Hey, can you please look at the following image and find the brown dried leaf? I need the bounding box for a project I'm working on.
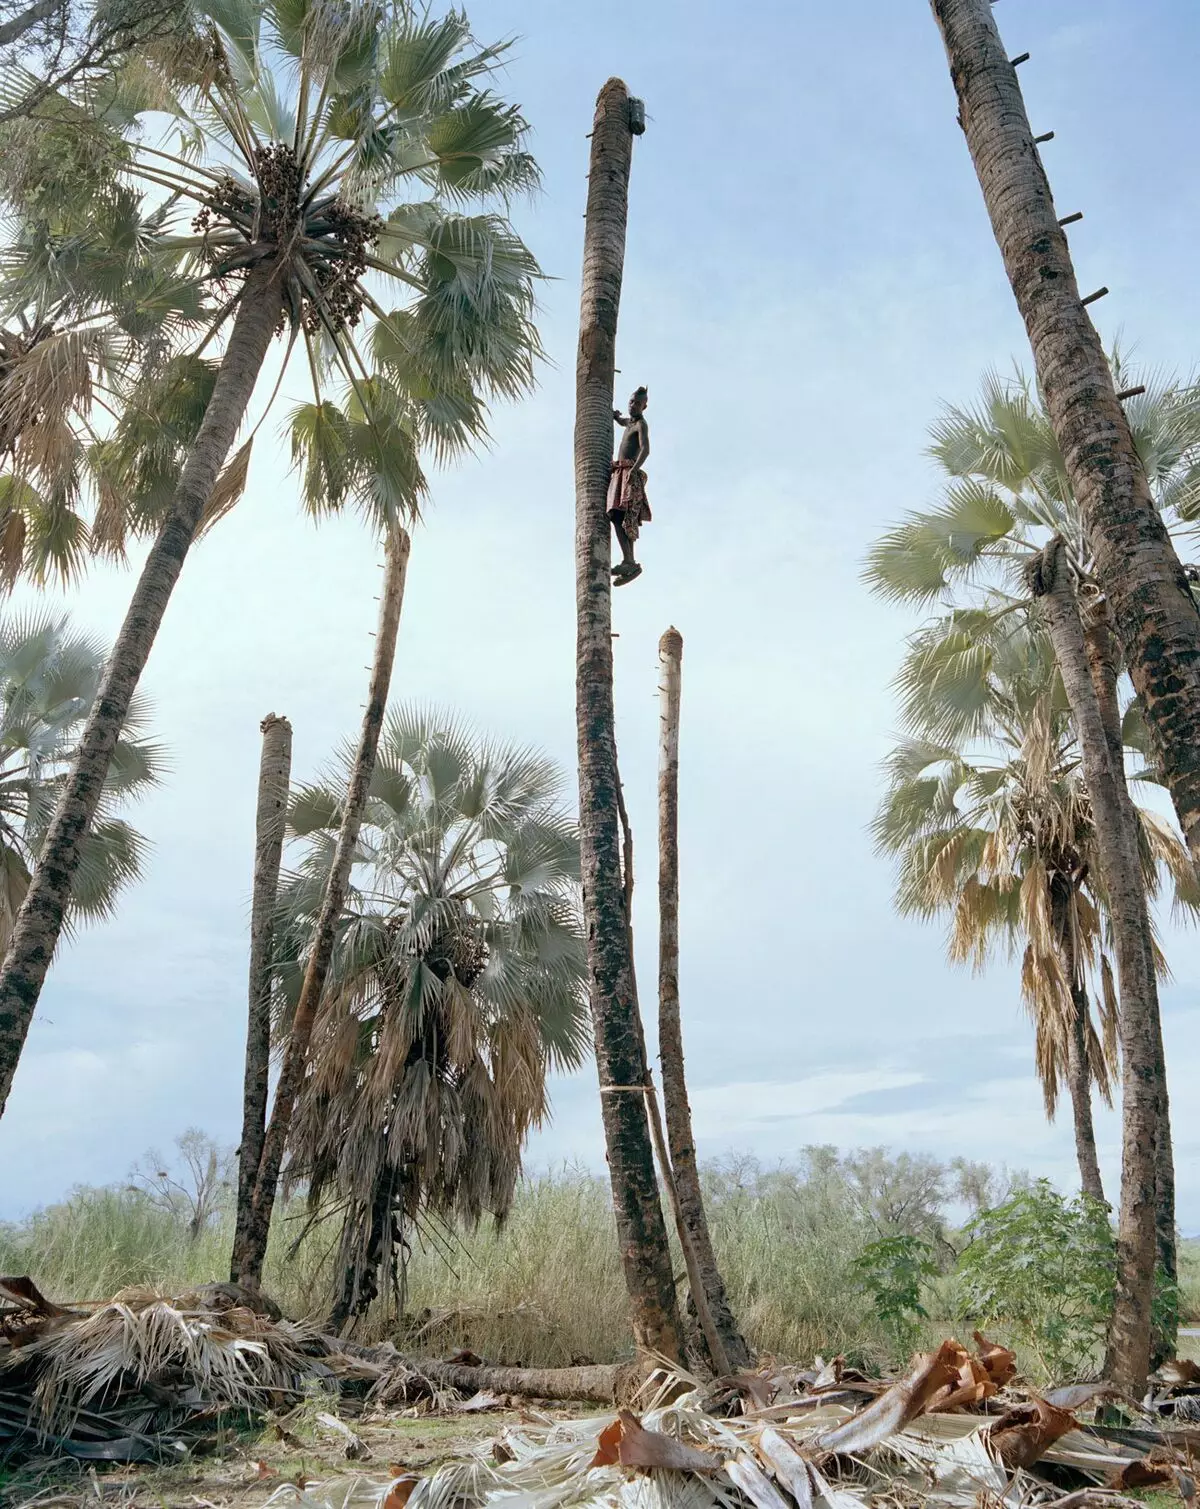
[813,1339,966,1454]
[1109,1461,1175,1491]
[988,1397,1077,1471]
[973,1331,1017,1388]
[590,1417,623,1468]
[589,1411,716,1472]
[383,1475,419,1509]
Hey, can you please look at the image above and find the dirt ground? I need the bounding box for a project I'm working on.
[0,1402,599,1509]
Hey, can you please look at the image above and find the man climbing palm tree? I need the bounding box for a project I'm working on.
[608,385,650,585]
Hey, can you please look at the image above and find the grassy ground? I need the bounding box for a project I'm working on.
[2,1160,1196,1375]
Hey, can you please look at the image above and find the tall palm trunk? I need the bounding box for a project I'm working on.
[231,712,293,1286]
[241,527,411,1290]
[1083,613,1177,1356]
[930,0,1200,873]
[574,77,681,1364]
[657,627,750,1372]
[1064,973,1105,1205]
[0,262,282,1118]
[1030,538,1161,1389]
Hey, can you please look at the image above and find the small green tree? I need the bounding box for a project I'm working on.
[852,1234,937,1357]
[957,1179,1114,1378]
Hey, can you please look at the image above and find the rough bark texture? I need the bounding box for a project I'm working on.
[1064,973,1105,1205]
[242,529,411,1288]
[1030,539,1160,1390]
[231,713,294,1287]
[396,1357,640,1405]
[0,262,282,1118]
[1083,614,1177,1354]
[656,627,751,1372]
[930,0,1200,873]
[0,0,58,47]
[574,78,681,1365]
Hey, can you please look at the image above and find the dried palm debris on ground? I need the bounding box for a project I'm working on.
[0,1278,385,1463]
[396,1338,1200,1509]
[4,1278,1200,1509]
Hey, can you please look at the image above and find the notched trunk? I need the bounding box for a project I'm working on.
[573,79,681,1365]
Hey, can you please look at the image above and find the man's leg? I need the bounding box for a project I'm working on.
[610,514,638,574]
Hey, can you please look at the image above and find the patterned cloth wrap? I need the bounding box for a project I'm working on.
[606,462,651,541]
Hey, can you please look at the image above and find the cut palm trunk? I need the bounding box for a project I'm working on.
[0,261,281,1119]
[929,0,1200,874]
[242,528,411,1289]
[657,627,751,1372]
[231,713,293,1287]
[1029,539,1162,1390]
[573,77,681,1365]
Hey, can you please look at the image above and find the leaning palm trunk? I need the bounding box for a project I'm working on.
[930,0,1200,873]
[1029,538,1161,1389]
[573,78,681,1364]
[231,712,293,1287]
[242,528,411,1289]
[1063,972,1105,1205]
[1082,613,1177,1357]
[657,627,750,1372]
[0,261,282,1118]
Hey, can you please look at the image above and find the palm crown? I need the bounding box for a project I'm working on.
[274,707,588,1324]
[0,612,162,947]
[873,612,1197,1117]
[0,0,543,574]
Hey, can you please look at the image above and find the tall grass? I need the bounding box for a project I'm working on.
[0,1158,888,1365]
[3,1158,1194,1371]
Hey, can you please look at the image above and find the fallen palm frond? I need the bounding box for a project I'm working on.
[391,1340,1199,1509]
[0,1278,382,1463]
[4,1272,1200,1509]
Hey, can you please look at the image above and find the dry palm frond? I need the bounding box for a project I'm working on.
[1,1288,329,1434]
[398,1347,1162,1509]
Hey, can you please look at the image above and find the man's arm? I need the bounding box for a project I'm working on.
[613,408,629,425]
[633,419,650,468]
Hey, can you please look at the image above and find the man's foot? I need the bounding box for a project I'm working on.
[613,562,642,586]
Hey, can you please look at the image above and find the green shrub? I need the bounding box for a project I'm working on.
[852,1234,937,1355]
[955,1180,1114,1379]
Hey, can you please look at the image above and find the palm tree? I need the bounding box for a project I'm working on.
[874,609,1197,1202]
[0,611,162,950]
[866,362,1199,1378]
[0,0,542,1115]
[272,707,589,1331]
[573,77,682,1364]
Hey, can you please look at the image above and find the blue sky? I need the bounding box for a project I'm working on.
[5,0,1200,1226]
